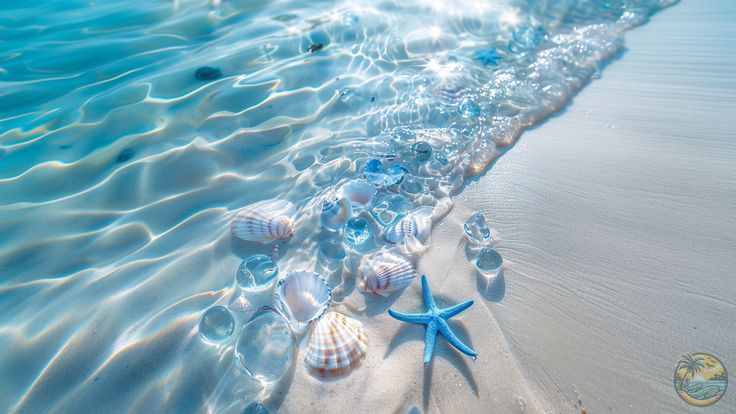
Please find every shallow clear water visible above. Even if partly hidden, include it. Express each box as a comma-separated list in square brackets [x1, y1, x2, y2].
[0, 0, 676, 412]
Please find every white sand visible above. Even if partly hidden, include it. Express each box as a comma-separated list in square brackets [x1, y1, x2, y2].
[420, 1, 735, 412]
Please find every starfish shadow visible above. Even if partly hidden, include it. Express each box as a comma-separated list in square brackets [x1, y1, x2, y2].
[383, 321, 480, 406]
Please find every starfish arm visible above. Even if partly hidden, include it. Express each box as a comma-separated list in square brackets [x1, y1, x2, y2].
[420, 275, 437, 311]
[437, 319, 478, 358]
[388, 308, 429, 325]
[439, 299, 474, 319]
[423, 322, 439, 365]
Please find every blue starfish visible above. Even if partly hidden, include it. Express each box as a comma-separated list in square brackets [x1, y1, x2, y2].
[474, 47, 502, 66]
[388, 275, 478, 365]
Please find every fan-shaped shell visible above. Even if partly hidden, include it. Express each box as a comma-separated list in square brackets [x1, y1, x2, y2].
[361, 253, 416, 297]
[320, 197, 352, 231]
[384, 208, 431, 244]
[232, 199, 296, 243]
[274, 271, 332, 332]
[338, 179, 376, 209]
[305, 311, 367, 379]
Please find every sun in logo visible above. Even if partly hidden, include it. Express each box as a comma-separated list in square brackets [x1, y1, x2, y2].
[674, 353, 728, 407]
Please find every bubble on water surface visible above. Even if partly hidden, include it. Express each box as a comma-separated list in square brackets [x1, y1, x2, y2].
[236, 255, 278, 292]
[199, 306, 235, 343]
[235, 306, 293, 383]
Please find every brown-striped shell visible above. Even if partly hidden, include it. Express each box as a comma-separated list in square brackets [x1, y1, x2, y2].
[305, 311, 367, 379]
[361, 252, 417, 297]
[232, 199, 296, 243]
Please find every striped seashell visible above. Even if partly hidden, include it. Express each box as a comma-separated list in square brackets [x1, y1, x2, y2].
[337, 178, 376, 209]
[232, 199, 296, 243]
[305, 311, 367, 379]
[274, 271, 332, 332]
[384, 208, 431, 244]
[361, 253, 416, 297]
[320, 197, 352, 232]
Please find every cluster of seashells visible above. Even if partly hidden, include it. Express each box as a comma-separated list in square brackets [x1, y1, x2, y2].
[219, 162, 434, 379]
[226, 200, 370, 380]
[202, 149, 449, 387]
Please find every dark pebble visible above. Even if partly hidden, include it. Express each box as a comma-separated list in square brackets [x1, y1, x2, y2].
[243, 402, 269, 414]
[116, 149, 135, 163]
[195, 66, 222, 81]
[308, 43, 324, 53]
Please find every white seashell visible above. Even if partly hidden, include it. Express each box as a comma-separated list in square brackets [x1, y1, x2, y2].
[320, 197, 352, 231]
[232, 199, 296, 243]
[384, 208, 431, 244]
[305, 311, 367, 379]
[274, 271, 331, 332]
[337, 179, 376, 209]
[361, 253, 417, 297]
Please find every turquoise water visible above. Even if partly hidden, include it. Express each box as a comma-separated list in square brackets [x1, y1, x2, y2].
[0, 1, 676, 412]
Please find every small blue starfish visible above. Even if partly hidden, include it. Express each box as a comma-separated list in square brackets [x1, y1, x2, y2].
[388, 275, 478, 365]
[474, 48, 502, 66]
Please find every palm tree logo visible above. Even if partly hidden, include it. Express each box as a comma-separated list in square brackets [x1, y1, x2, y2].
[675, 354, 705, 390]
[674, 353, 728, 407]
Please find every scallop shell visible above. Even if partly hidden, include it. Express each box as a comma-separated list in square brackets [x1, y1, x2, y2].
[361, 253, 417, 297]
[305, 311, 367, 379]
[337, 179, 376, 209]
[274, 271, 332, 332]
[232, 199, 296, 243]
[320, 197, 352, 231]
[384, 208, 431, 244]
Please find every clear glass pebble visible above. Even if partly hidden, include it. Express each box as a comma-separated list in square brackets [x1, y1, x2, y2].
[319, 238, 346, 261]
[475, 247, 503, 277]
[235, 306, 293, 383]
[400, 175, 424, 195]
[343, 217, 372, 246]
[236, 255, 278, 291]
[458, 98, 480, 120]
[199, 306, 235, 343]
[412, 141, 432, 162]
[364, 159, 405, 187]
[370, 193, 408, 227]
[464, 212, 491, 245]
